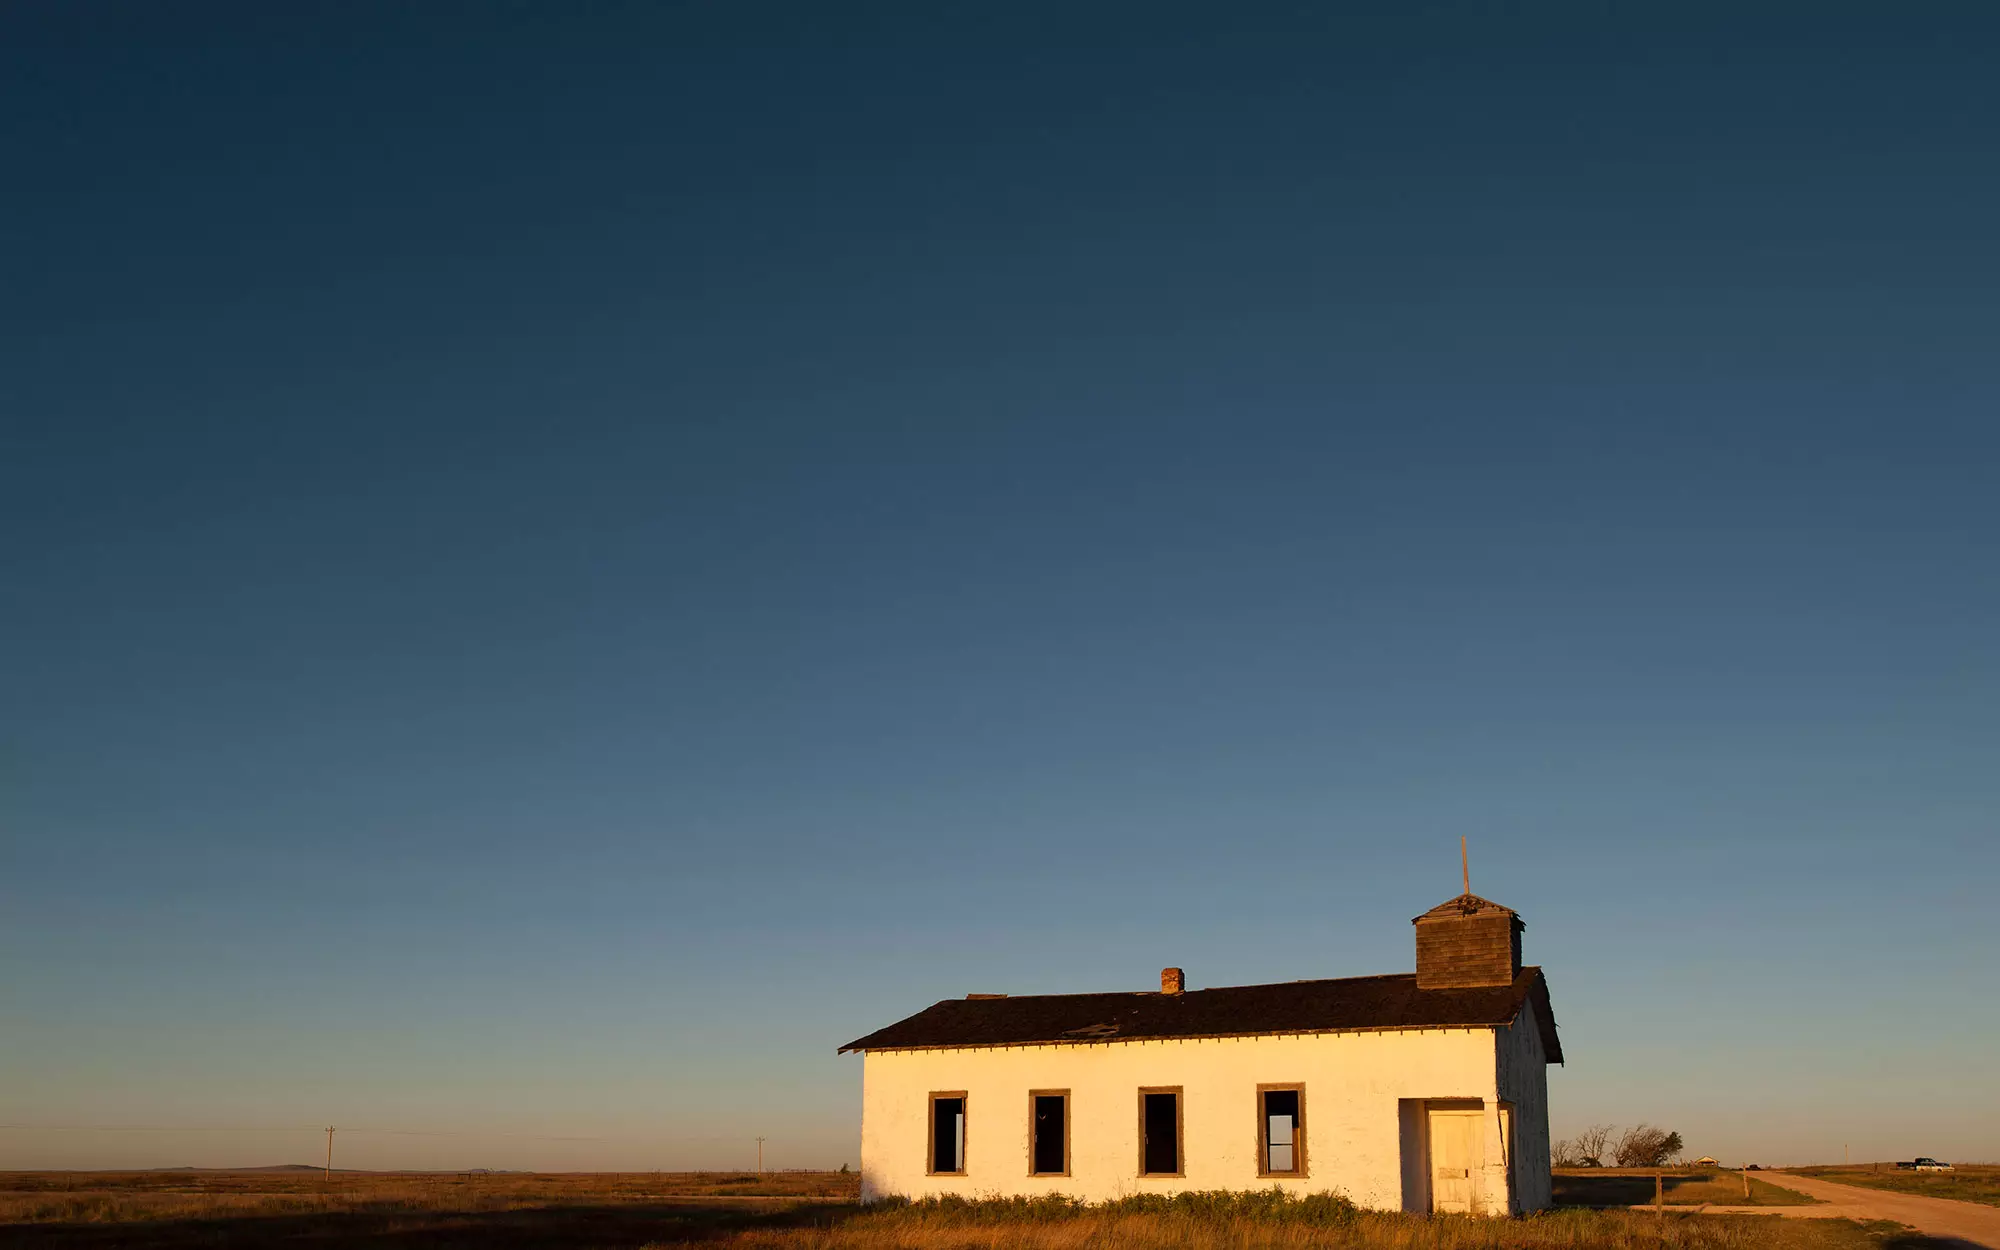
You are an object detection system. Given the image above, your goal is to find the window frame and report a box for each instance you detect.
[926,1090,968,1177]
[1027,1088,1071,1177]
[1136,1086,1185,1178]
[1255,1082,1308,1178]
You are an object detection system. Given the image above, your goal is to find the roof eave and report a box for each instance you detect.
[1521,969,1564,1065]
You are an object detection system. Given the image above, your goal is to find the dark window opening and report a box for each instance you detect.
[1031,1092,1067,1175]
[1141,1090,1180,1176]
[929,1094,965,1175]
[1261,1087,1303,1175]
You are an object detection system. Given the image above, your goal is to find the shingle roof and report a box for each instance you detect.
[840,966,1561,1063]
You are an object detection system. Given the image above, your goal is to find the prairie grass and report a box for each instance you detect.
[672,1195,1928,1250]
[0,1168,855,1233]
[0,1172,1942,1249]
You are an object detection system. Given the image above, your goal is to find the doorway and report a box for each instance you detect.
[1426,1101,1484,1213]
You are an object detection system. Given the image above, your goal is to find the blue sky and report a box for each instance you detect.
[3,2,1996,1170]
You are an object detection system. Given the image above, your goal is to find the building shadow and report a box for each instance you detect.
[1553,1172,1718,1206]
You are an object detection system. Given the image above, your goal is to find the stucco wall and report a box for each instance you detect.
[859,1027,1528,1212]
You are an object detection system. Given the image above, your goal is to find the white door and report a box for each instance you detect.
[1427,1107,1483,1213]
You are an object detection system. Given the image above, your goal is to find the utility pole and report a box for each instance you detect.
[324,1127,335,1181]
[756,1137,766,1175]
[1461,836,1471,895]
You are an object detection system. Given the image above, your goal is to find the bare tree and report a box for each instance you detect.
[1575,1124,1615,1168]
[1614,1125,1653,1167]
[1614,1125,1683,1168]
[1551,1136,1584,1168]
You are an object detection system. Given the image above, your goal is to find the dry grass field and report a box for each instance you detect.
[0,1170,856,1247]
[0,1171,1945,1249]
[2,1167,857,1219]
[1789,1165,2000,1208]
[1553,1169,1821,1208]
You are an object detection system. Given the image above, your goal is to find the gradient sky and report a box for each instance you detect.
[3,2,1997,1172]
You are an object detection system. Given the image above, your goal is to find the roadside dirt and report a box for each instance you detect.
[1719,1171,2000,1250]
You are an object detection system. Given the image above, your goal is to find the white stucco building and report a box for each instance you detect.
[840,891,1561,1214]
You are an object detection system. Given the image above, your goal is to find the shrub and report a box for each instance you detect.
[867,1189,1357,1227]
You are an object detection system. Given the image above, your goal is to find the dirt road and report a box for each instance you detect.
[1746,1171,2000,1249]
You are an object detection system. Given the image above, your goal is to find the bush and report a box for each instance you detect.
[1100,1190,1359,1226]
[867,1189,1358,1227]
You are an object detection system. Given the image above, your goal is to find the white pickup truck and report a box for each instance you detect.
[1896,1158,1955,1172]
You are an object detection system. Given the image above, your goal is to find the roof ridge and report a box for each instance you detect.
[935,971,1422,1006]
[937,988,1162,1003]
[1412,892,1519,923]
[1196,971,1416,992]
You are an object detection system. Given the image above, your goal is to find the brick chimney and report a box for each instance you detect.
[1160,967,1185,995]
[1413,894,1522,990]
